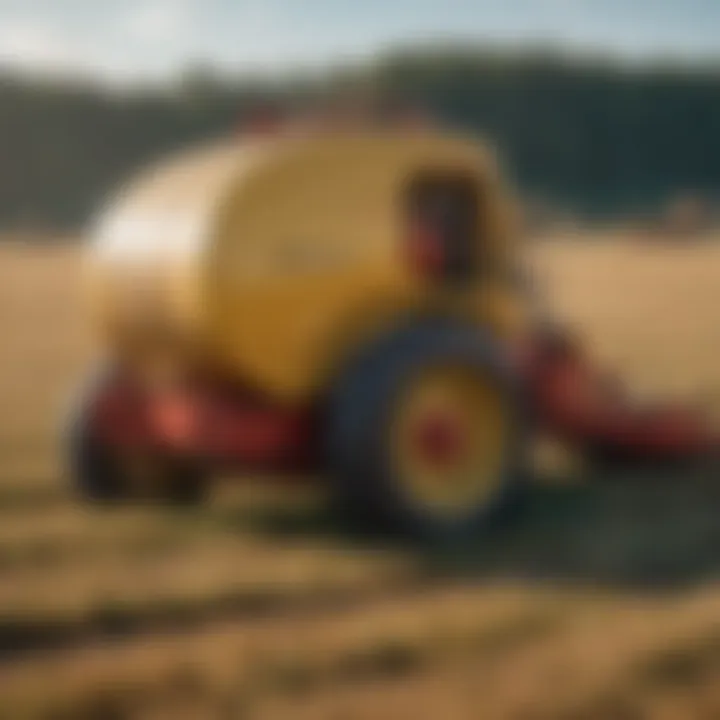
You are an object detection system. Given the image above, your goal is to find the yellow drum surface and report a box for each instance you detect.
[89,130,519,401]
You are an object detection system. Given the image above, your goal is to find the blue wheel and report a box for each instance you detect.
[326,322,528,541]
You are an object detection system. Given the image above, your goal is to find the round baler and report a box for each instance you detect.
[69,122,716,540]
[70,125,534,538]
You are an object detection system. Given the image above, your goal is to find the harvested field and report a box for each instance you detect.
[1,237,720,718]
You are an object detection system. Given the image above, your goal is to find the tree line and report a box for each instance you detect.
[0,48,719,232]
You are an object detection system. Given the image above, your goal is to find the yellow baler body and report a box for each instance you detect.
[89,129,524,401]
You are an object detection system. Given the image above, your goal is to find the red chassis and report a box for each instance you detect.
[90,329,718,475]
[91,378,317,473]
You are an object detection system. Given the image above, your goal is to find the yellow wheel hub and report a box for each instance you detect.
[390,364,510,516]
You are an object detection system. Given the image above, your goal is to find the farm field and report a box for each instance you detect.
[1,238,720,718]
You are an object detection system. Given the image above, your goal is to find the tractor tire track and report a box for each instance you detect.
[0,568,442,663]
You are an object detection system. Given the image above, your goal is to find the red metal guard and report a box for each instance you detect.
[91,378,316,473]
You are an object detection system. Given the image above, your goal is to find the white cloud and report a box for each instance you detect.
[122,0,196,45]
[0,4,207,83]
[0,16,146,83]
[0,0,715,84]
[0,18,85,73]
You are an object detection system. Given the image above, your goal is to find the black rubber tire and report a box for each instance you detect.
[66,370,207,506]
[66,366,124,502]
[325,321,528,542]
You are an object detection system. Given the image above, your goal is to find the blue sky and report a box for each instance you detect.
[0,0,718,82]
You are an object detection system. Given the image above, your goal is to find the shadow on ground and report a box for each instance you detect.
[211,471,720,591]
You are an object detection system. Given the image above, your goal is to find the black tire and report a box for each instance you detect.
[66,366,124,502]
[66,370,207,506]
[326,321,528,542]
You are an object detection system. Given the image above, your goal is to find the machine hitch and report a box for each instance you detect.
[524,326,717,467]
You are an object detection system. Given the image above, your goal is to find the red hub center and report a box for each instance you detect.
[412,412,466,469]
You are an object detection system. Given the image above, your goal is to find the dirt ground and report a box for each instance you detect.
[1,237,720,719]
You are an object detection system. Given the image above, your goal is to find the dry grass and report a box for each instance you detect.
[1,236,720,718]
[530,237,720,406]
